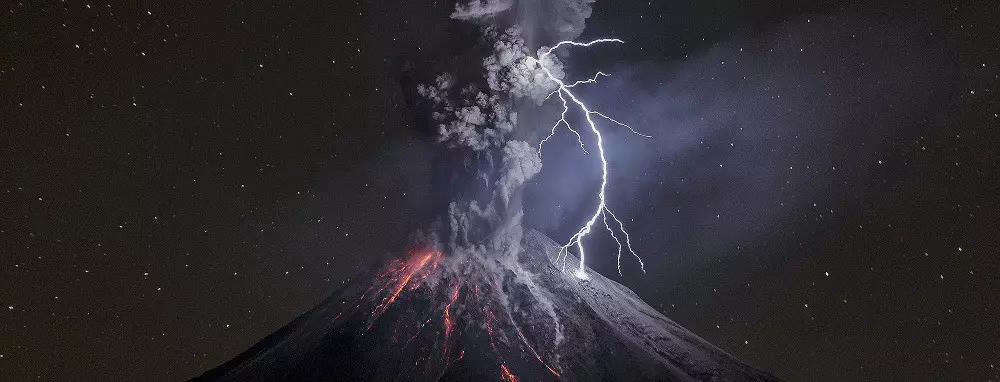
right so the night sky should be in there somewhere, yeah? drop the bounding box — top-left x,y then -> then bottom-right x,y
3,0 -> 999,380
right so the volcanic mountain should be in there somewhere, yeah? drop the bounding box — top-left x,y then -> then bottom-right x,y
193,229 -> 778,381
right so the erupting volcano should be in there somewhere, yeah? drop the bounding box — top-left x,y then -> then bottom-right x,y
195,0 -> 778,380
193,230 -> 777,381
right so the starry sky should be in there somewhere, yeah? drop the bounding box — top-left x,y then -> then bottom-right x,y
3,0 -> 998,380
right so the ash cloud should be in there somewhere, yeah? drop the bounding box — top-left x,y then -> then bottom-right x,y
451,0 -> 514,20
453,0 -> 595,43
417,1 -> 591,258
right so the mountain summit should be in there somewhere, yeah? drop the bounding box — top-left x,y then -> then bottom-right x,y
194,230 -> 778,381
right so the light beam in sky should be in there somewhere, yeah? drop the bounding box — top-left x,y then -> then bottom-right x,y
529,38 -> 648,279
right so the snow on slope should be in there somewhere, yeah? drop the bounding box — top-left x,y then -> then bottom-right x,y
193,229 -> 778,381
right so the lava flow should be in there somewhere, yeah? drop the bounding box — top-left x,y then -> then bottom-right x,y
369,250 -> 441,318
321,245 -> 569,381
441,282 -> 461,357
500,364 -> 521,382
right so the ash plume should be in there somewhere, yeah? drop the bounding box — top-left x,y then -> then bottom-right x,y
417,4 -> 576,258
451,0 -> 514,20
194,2 -> 780,381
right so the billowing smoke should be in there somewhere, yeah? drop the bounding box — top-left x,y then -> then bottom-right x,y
417,1 -> 593,259
451,0 -> 513,20
452,0 -> 594,43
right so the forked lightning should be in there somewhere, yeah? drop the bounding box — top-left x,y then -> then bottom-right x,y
529,38 -> 648,278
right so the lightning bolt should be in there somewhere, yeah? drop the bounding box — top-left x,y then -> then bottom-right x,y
531,38 -> 648,279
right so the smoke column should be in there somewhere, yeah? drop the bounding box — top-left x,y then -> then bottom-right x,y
415,0 -> 644,280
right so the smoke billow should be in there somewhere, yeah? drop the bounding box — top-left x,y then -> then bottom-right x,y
416,0 -> 596,259
451,0 -> 514,20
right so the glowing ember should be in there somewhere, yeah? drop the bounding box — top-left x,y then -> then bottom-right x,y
515,327 -> 561,377
441,283 -> 462,357
443,283 -> 461,339
500,364 -> 520,382
485,310 -> 500,352
327,251 -> 563,380
370,250 -> 441,318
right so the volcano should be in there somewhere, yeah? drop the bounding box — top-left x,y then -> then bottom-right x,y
193,230 -> 778,381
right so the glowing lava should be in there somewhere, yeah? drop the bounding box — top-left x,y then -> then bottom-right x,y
442,283 -> 460,339
500,364 -> 521,382
362,250 -> 442,330
441,283 -> 461,357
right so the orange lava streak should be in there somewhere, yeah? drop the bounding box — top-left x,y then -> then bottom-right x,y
403,317 -> 433,347
371,251 -> 441,317
440,282 -> 461,358
485,310 -> 500,352
442,283 -> 461,339
514,327 -> 561,377
500,364 -> 520,382
486,310 -> 523,382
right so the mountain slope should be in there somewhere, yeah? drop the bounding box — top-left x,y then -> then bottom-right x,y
194,230 -> 778,381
